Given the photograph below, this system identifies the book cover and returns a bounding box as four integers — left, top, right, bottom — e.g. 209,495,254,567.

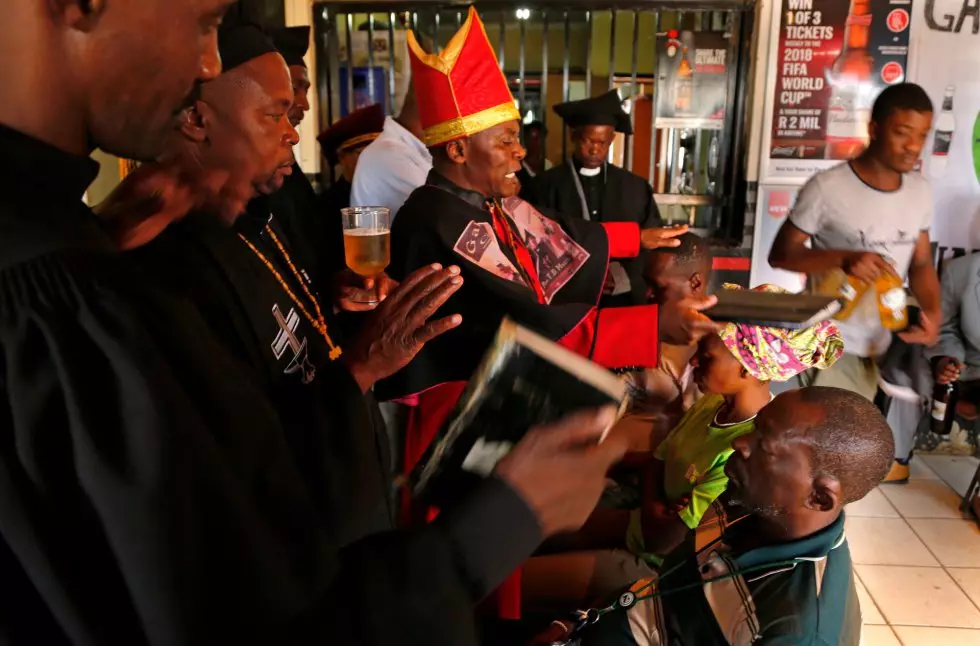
410,318,628,503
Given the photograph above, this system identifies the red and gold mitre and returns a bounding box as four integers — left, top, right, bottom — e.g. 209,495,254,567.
407,7,520,147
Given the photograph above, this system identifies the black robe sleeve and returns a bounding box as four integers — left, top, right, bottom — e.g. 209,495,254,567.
0,251,541,646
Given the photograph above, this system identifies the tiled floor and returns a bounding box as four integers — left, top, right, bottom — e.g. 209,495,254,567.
850,454,980,644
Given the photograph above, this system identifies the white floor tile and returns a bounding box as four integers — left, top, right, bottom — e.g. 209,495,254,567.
919,455,980,497
909,458,941,481
893,626,980,645
856,573,886,624
907,519,980,568
861,625,901,646
846,517,938,566
856,565,980,628
847,488,900,518
947,568,980,609
880,479,967,519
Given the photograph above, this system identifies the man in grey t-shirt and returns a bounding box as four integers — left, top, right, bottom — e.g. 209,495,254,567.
769,83,941,484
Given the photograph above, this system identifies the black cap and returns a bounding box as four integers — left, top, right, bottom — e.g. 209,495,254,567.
553,90,633,134
217,4,278,73
270,26,311,68
317,104,386,166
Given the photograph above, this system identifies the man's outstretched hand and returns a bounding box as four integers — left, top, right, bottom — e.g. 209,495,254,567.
658,293,723,346
343,264,463,392
640,224,689,250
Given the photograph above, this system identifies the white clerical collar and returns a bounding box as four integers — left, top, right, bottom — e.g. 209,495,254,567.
578,165,602,177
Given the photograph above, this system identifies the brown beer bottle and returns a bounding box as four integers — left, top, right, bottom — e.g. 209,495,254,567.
825,0,873,160
874,258,908,331
811,268,869,321
930,382,956,435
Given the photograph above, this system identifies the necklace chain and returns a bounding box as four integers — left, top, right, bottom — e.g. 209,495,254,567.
238,225,342,361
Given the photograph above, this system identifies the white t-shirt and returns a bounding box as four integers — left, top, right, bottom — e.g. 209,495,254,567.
789,162,933,357
350,117,433,219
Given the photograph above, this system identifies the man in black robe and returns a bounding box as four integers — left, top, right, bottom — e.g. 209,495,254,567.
1,3,639,644
535,90,662,307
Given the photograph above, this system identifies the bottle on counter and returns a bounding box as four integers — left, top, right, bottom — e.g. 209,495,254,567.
874,257,908,330
929,381,956,436
811,268,869,321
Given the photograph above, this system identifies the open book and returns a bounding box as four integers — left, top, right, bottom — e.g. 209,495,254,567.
410,318,628,501
706,290,841,329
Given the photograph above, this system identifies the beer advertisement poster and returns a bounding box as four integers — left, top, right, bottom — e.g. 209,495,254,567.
907,0,980,250
655,30,730,130
763,0,912,180
750,186,809,292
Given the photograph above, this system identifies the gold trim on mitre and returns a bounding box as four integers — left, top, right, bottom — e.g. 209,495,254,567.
422,102,521,147
338,132,381,152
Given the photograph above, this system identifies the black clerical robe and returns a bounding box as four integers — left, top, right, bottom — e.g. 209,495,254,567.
535,161,662,307
126,205,394,546
0,124,542,646
271,164,346,283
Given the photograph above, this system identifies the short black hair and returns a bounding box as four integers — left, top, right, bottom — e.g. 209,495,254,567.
653,231,713,274
798,387,894,504
871,83,934,125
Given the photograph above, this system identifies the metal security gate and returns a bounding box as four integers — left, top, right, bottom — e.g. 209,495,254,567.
312,0,753,241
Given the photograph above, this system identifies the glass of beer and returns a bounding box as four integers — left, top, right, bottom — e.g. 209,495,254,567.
341,206,391,304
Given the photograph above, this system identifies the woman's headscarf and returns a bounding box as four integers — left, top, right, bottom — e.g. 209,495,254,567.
718,283,844,382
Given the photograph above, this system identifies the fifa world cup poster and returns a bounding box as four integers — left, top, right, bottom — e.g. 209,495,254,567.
762,0,913,180
907,0,980,250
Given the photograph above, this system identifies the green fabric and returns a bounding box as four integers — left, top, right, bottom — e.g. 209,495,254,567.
655,394,756,529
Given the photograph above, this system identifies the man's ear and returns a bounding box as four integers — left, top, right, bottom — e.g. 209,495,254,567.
805,475,841,513
689,272,704,294
445,139,468,165
179,102,210,144
50,0,105,30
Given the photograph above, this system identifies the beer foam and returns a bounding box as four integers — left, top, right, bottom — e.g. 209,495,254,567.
344,227,389,236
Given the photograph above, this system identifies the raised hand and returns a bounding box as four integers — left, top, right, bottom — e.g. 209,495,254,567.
342,264,463,392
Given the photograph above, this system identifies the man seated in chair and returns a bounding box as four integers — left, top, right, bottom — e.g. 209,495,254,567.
533,386,892,646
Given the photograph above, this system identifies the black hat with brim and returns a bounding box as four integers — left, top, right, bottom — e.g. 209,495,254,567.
218,5,278,73
553,89,633,134
317,104,386,166
270,26,311,68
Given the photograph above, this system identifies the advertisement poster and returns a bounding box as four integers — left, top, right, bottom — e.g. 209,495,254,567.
908,0,980,250
750,185,808,291
655,30,730,130
763,0,912,180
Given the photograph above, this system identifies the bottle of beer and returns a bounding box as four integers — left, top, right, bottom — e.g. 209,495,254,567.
930,381,956,435
811,268,868,321
875,257,908,331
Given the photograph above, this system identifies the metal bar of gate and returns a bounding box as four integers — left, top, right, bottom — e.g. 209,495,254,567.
411,12,418,37
387,13,396,114
367,14,376,107
456,10,463,30
648,11,661,186
344,13,354,115
607,11,616,91
691,12,703,194
585,10,593,93
519,14,527,139
318,6,334,129
627,10,640,172
562,11,571,159
498,11,506,71
541,11,549,153
434,12,441,52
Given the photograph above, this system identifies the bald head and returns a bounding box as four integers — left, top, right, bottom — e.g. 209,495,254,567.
797,387,894,504
2,0,233,159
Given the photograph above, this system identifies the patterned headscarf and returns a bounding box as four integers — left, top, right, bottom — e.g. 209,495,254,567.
718,283,844,382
